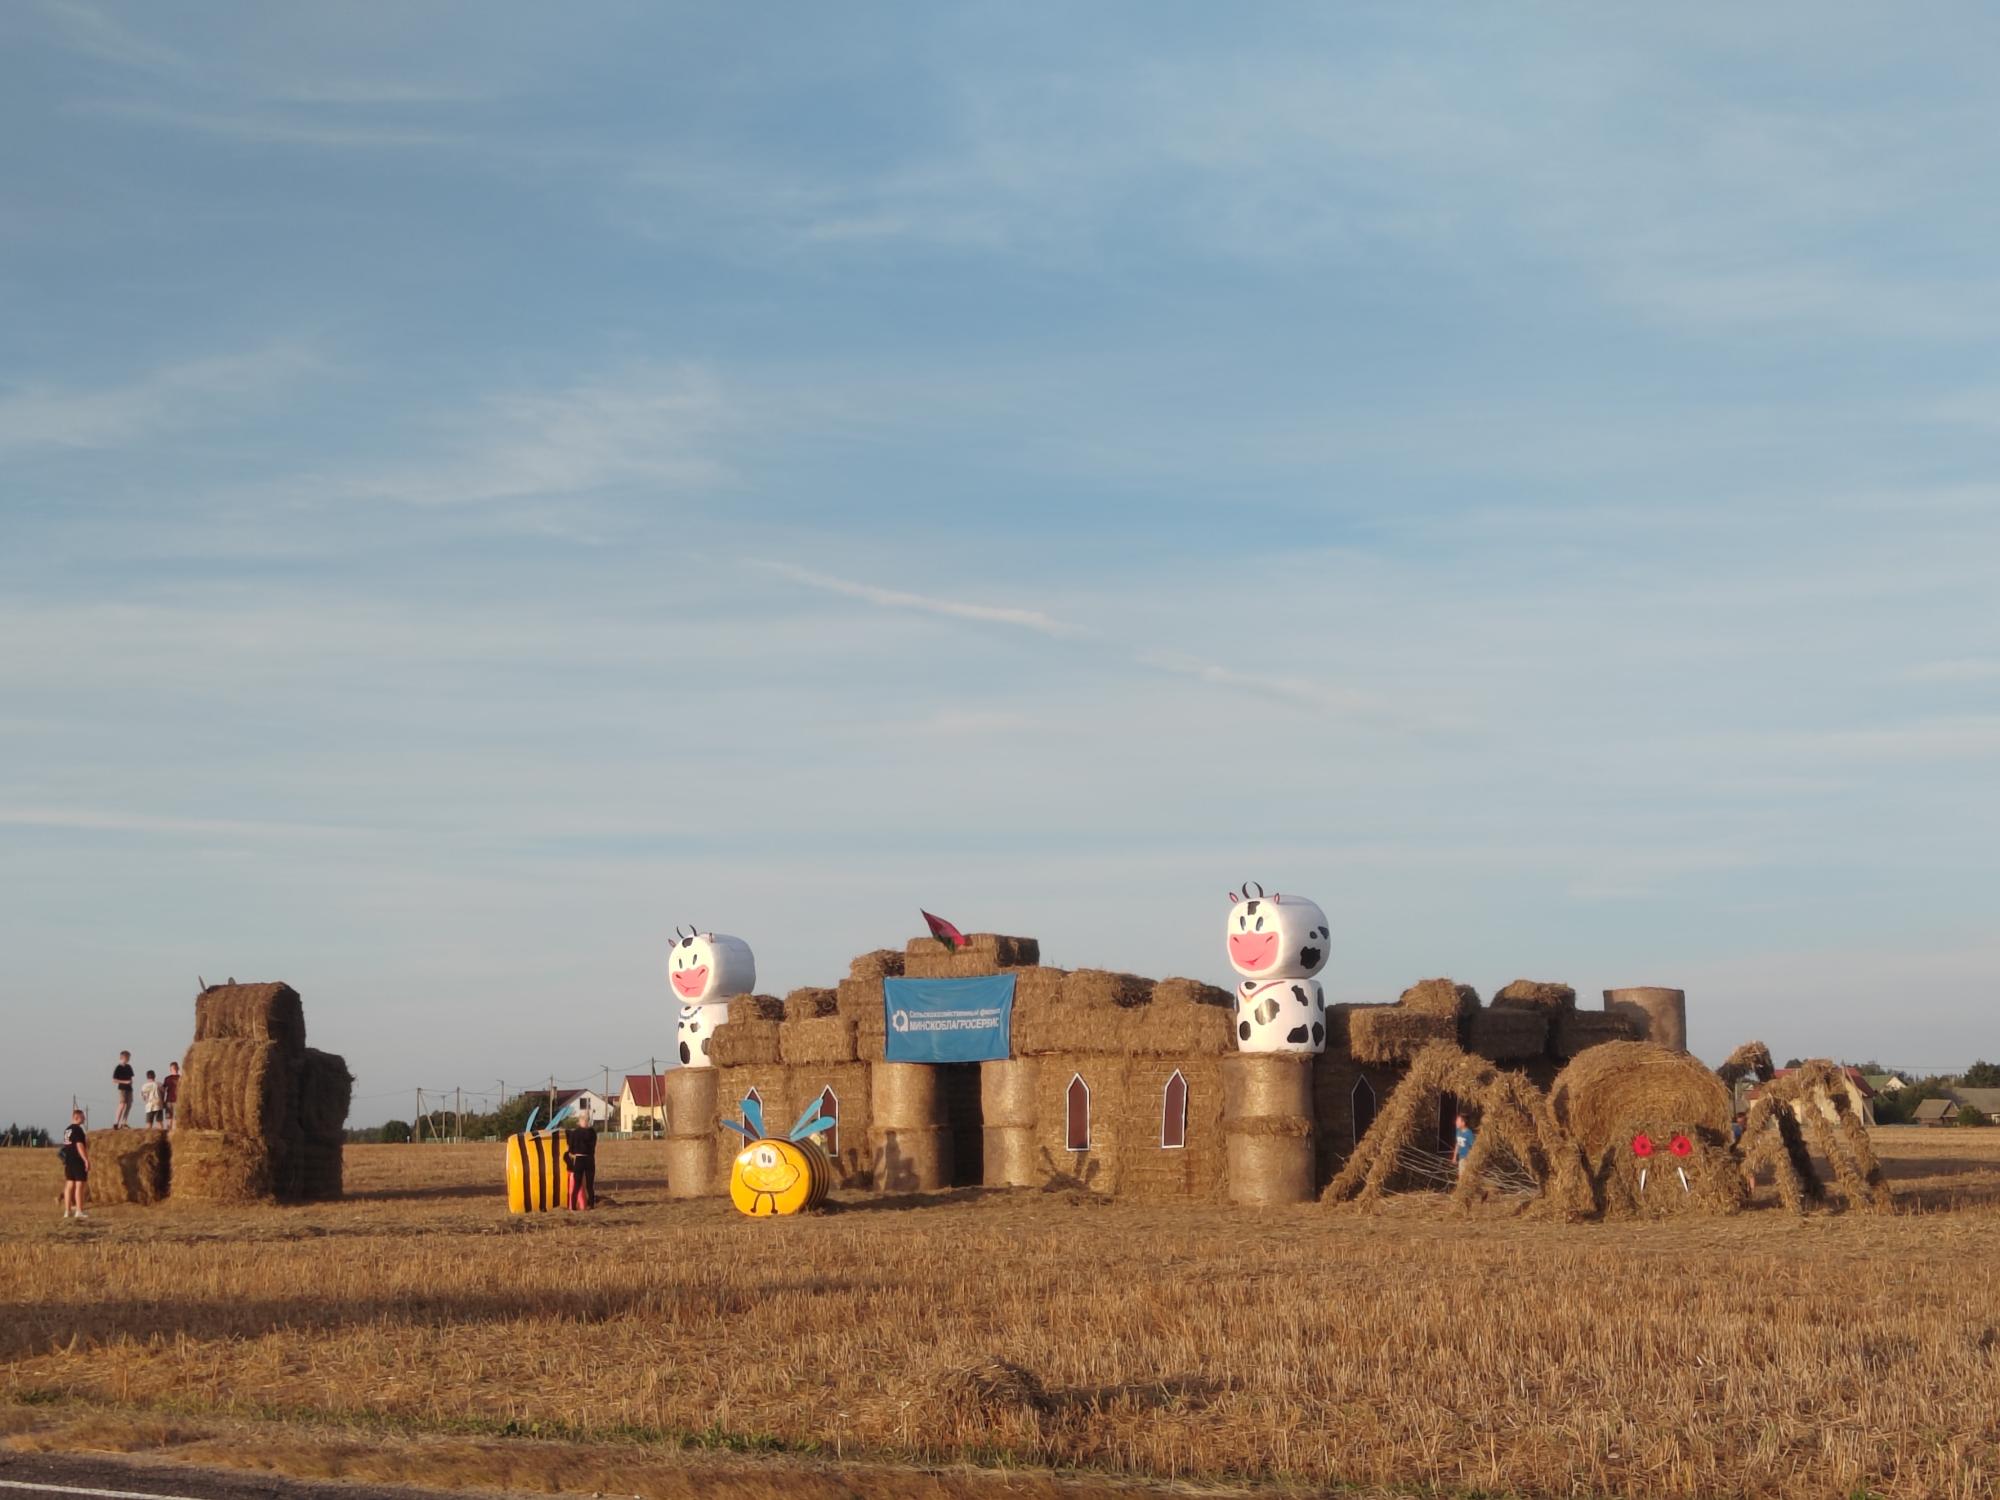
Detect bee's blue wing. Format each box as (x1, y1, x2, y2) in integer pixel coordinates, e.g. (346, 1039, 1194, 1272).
(788, 1105, 834, 1142)
(719, 1118, 756, 1141)
(545, 1100, 576, 1132)
(523, 1106, 540, 1134)
(740, 1095, 766, 1141)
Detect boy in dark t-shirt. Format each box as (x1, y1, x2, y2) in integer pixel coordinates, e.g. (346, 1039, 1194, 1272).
(112, 1051, 134, 1128)
(162, 1061, 181, 1128)
(60, 1109, 89, 1219)
(564, 1117, 598, 1210)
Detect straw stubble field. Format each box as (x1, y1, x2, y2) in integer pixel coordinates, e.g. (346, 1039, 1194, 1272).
(4, 1132, 2000, 1499)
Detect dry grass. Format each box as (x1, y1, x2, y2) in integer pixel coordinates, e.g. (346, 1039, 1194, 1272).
(4, 1131, 2000, 1499)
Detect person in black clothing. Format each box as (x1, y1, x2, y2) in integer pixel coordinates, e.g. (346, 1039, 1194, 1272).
(112, 1051, 134, 1128)
(60, 1109, 89, 1219)
(563, 1110, 598, 1210)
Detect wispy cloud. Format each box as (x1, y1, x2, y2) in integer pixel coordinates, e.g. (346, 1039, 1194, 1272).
(0, 806, 365, 840)
(74, 99, 471, 151)
(1909, 659, 2000, 683)
(0, 347, 318, 453)
(348, 365, 736, 507)
(754, 561, 1086, 639)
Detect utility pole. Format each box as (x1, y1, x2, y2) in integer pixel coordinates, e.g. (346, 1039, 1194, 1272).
(414, 1088, 421, 1143)
(603, 1064, 611, 1124)
(455, 1086, 462, 1143)
(649, 1056, 657, 1137)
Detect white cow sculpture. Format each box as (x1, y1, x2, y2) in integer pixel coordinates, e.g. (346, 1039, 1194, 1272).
(1225, 881, 1330, 1055)
(670, 926, 756, 1069)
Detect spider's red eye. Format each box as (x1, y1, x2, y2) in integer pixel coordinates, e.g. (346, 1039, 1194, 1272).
(1631, 1133, 1655, 1157)
(1669, 1133, 1692, 1158)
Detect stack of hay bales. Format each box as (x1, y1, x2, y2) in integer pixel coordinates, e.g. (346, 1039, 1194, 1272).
(1549, 1040, 1742, 1217)
(85, 1128, 171, 1205)
(1346, 978, 1477, 1064)
(177, 982, 350, 1204)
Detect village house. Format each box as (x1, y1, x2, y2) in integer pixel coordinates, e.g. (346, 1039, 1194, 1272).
(618, 1073, 667, 1135)
(1912, 1098, 1956, 1127)
(1948, 1087, 2000, 1125)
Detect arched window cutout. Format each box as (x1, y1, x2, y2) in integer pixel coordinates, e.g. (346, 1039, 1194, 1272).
(1351, 1076, 1376, 1144)
(1161, 1070, 1188, 1149)
(742, 1086, 762, 1125)
(816, 1085, 839, 1156)
(1065, 1073, 1091, 1151)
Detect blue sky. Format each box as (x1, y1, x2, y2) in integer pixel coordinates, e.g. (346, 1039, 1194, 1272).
(4, 3, 1997, 1130)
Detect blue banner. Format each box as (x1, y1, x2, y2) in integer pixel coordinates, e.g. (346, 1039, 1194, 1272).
(882, 975, 1015, 1063)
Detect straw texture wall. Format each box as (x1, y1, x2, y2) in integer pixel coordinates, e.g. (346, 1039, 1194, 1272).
(85, 1128, 170, 1205)
(873, 1127, 953, 1193)
(981, 1058, 1039, 1187)
(903, 949, 1002, 979)
(1222, 1053, 1316, 1205)
(194, 983, 305, 1058)
(1065, 970, 1152, 1008)
(789, 1061, 873, 1188)
(1551, 1008, 1641, 1058)
(1466, 1006, 1550, 1061)
(848, 948, 905, 983)
(297, 1048, 353, 1141)
(662, 1067, 720, 1199)
(172, 1129, 274, 1204)
(299, 1140, 343, 1201)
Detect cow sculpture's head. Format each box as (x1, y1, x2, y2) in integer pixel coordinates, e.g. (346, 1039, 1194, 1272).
(667, 927, 756, 1006)
(1225, 881, 1330, 980)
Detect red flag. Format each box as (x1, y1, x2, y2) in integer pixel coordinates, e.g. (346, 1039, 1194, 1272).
(921, 909, 968, 950)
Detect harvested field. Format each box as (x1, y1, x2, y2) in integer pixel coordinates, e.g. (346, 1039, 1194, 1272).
(3, 1129, 1999, 1500)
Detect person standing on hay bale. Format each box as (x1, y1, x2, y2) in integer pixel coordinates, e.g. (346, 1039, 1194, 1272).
(162, 1060, 181, 1129)
(1453, 1112, 1475, 1176)
(59, 1108, 89, 1219)
(112, 1051, 134, 1128)
(564, 1108, 599, 1210)
(140, 1070, 164, 1128)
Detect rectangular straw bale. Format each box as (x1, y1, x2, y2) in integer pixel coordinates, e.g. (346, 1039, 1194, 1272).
(297, 1048, 353, 1141)
(180, 1038, 298, 1139)
(1398, 978, 1479, 1018)
(1348, 1004, 1459, 1064)
(906, 935, 955, 958)
(273, 1123, 306, 1202)
(84, 1128, 170, 1205)
(1467, 1006, 1550, 1062)
(734, 993, 787, 1021)
(171, 1129, 274, 1204)
(1031, 1052, 1128, 1192)
(783, 986, 840, 1021)
(902, 949, 1001, 979)
(194, 982, 305, 1058)
(1552, 1008, 1640, 1058)
(1312, 1057, 1402, 1182)
(1064, 969, 1152, 1008)
(1139, 999, 1235, 1056)
(1323, 1003, 1360, 1057)
(780, 1014, 857, 1067)
(1016, 1003, 1144, 1056)
(708, 1019, 783, 1068)
(1493, 979, 1577, 1013)
(836, 976, 884, 1018)
(969, 934, 1040, 965)
(716, 1064, 797, 1141)
(848, 948, 905, 983)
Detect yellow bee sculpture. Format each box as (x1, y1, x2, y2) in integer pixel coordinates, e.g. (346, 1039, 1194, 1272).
(724, 1097, 835, 1216)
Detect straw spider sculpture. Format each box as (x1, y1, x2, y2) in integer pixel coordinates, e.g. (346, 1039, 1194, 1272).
(1326, 1038, 1893, 1220)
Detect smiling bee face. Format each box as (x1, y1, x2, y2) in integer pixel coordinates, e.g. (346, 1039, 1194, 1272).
(667, 930, 756, 1005)
(728, 1137, 825, 1216)
(1225, 888, 1330, 980)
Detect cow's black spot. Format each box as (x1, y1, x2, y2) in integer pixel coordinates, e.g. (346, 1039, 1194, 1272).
(678, 1041, 691, 1065)
(1286, 1025, 1310, 1045)
(1312, 1022, 1325, 1046)
(1315, 988, 1325, 1011)
(700, 1037, 710, 1057)
(1245, 899, 1260, 915)
(689, 1017, 700, 1034)
(1298, 945, 1323, 969)
(1291, 984, 1308, 1006)
(1238, 1020, 1252, 1041)
(1254, 997, 1281, 1025)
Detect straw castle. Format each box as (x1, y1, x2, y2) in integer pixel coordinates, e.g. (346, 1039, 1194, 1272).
(662, 932, 1688, 1205)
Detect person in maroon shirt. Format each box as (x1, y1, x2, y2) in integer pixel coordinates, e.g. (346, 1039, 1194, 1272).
(161, 1061, 181, 1129)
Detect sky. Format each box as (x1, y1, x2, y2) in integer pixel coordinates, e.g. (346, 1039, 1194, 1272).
(4, 3, 1998, 1131)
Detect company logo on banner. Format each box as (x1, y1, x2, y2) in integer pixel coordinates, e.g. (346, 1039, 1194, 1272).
(882, 975, 1015, 1064)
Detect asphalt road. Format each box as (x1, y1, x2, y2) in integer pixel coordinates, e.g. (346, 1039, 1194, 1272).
(0, 1453, 505, 1500)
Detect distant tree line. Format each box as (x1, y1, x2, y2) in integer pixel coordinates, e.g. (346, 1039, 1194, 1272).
(1842, 1059, 2000, 1126)
(1, 1123, 52, 1147)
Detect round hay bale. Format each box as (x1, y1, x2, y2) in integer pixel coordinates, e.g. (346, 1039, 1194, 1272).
(1226, 1119, 1315, 1205)
(193, 982, 306, 1058)
(1222, 1054, 1313, 1120)
(871, 1063, 944, 1128)
(981, 1125, 1041, 1188)
(662, 1134, 717, 1199)
(871, 1125, 953, 1192)
(180, 1039, 297, 1139)
(1602, 987, 1688, 1051)
(980, 1058, 1039, 1127)
(1551, 1041, 1731, 1159)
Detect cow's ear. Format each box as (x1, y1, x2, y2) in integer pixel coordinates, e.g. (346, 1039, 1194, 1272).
(1227, 890, 1240, 905)
(1272, 892, 1281, 903)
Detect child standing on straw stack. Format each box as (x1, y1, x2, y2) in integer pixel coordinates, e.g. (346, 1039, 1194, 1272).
(162, 1061, 181, 1128)
(112, 1051, 134, 1128)
(59, 1109, 89, 1219)
(140, 1070, 164, 1127)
